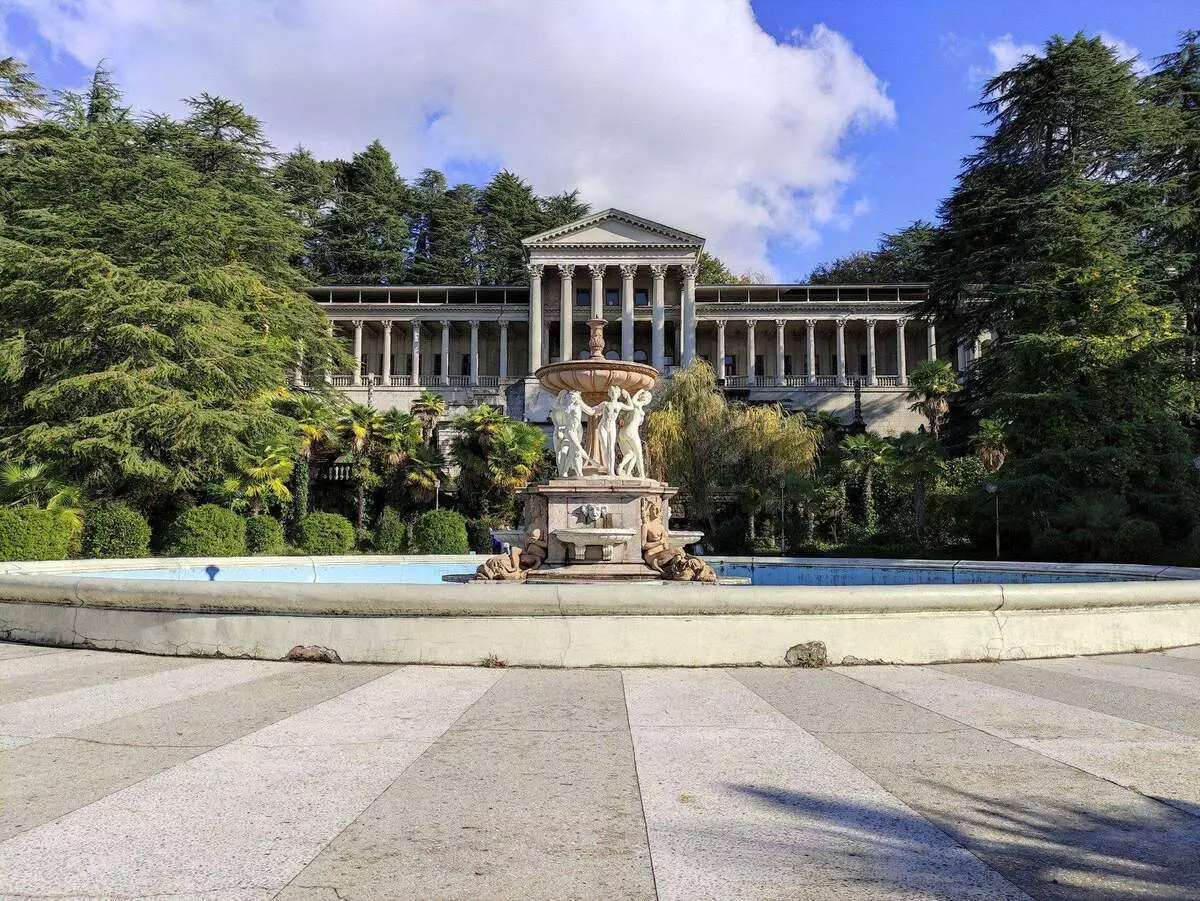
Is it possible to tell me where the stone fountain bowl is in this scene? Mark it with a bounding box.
[535,360,658,402]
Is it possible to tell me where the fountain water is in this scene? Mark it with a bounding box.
[474,319,716,583]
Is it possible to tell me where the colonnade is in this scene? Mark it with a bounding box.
[332,318,514,388]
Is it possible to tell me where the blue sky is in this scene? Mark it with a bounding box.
[2,0,1196,281]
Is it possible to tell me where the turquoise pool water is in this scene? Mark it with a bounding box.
[69,559,1149,586]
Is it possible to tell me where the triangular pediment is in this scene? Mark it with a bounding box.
[522,208,704,248]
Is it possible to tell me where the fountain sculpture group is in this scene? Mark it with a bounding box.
[475,319,716,583]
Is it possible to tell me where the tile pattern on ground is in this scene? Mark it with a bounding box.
[1,644,1199,900]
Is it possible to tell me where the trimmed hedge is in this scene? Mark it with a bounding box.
[409,509,469,554]
[0,506,72,561]
[374,507,407,554]
[82,503,151,559]
[295,511,355,555]
[465,516,503,554]
[246,515,286,556]
[165,504,247,557]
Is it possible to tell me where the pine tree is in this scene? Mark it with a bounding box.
[409,169,480,284]
[928,34,1197,548]
[0,57,45,126]
[316,140,410,285]
[477,170,543,285]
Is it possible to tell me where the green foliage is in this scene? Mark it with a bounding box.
[294,511,355,555]
[165,504,247,557]
[0,57,45,126]
[905,360,960,439]
[373,506,407,554]
[82,503,151,558]
[710,515,752,555]
[465,516,505,554]
[1113,519,1164,564]
[807,220,937,283]
[0,506,72,561]
[409,509,468,554]
[223,444,293,515]
[245,515,285,555]
[451,405,545,521]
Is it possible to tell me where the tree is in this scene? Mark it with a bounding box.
[905,360,960,439]
[972,419,1009,473]
[336,403,382,530]
[927,34,1198,548]
[223,444,294,515]
[477,171,543,285]
[0,57,45,126]
[411,390,446,446]
[730,403,820,540]
[839,433,893,531]
[697,251,751,285]
[890,432,944,541]
[807,220,937,283]
[450,405,545,520]
[409,170,480,285]
[315,140,410,285]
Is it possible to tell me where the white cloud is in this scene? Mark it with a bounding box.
[968,34,1038,82]
[7,0,894,276]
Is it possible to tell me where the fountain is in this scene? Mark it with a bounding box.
[473,319,716,583]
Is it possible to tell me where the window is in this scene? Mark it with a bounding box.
[723,355,736,377]
[859,354,868,375]
[634,288,649,307]
[605,288,619,307]
[575,287,590,308]
[461,354,470,376]
[783,354,793,376]
[755,354,765,375]
[405,354,413,374]
[434,353,443,376]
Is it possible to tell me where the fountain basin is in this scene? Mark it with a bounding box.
[552,527,637,562]
[534,359,658,402]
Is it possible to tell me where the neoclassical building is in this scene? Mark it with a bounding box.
[304,209,980,434]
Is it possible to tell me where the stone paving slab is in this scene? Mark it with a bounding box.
[1,643,1200,900]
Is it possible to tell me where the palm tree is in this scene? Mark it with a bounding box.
[338,404,383,530]
[905,360,960,439]
[890,432,944,541]
[451,405,545,519]
[375,410,422,468]
[839,433,892,532]
[275,393,338,522]
[1,462,85,541]
[411,390,446,447]
[223,445,294,515]
[399,443,447,506]
[972,419,1009,473]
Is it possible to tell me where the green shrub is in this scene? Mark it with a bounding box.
[295,512,355,555]
[245,516,285,555]
[710,515,751,555]
[409,509,469,554]
[0,506,72,561]
[465,516,503,554]
[80,503,151,559]
[165,504,247,557]
[1113,519,1163,564]
[374,507,407,554]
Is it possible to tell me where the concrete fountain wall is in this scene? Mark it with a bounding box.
[1,556,1198,666]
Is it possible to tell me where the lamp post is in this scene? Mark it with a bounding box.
[434,478,441,510]
[985,483,999,560]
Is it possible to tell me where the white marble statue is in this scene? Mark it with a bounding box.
[592,386,633,476]
[548,391,569,475]
[616,388,652,479]
[556,390,594,478]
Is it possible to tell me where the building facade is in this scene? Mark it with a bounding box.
[304,209,980,435]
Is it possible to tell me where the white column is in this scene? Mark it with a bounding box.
[324,320,334,385]
[715,319,727,379]
[527,264,543,372]
[926,322,937,362]
[558,264,574,361]
[620,264,637,361]
[440,319,450,386]
[294,340,304,387]
[411,321,421,386]
[805,318,817,383]
[681,263,698,366]
[866,318,877,387]
[381,320,393,385]
[836,317,847,387]
[650,263,667,371]
[897,318,909,386]
[588,263,605,321]
[351,320,364,386]
[746,319,756,379]
[469,319,480,387]
[774,319,786,382]
[499,321,509,380]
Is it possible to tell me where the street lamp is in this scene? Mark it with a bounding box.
[985,483,999,560]
[434,478,441,510]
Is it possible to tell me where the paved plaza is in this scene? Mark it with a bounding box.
[1,643,1198,899]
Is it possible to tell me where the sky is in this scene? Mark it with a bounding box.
[1,0,1195,281]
